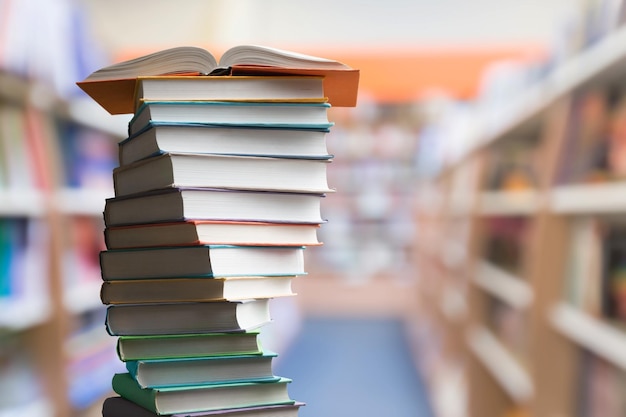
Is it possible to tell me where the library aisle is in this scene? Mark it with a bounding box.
[274,317,434,417]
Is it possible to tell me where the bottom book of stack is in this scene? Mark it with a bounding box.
[102,395,304,417]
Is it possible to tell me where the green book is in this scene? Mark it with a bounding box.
[112,373,294,415]
[117,332,262,362]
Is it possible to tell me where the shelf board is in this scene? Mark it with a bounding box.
[477,190,541,216]
[446,24,626,171]
[0,397,54,417]
[550,181,626,215]
[63,280,102,315]
[473,262,533,310]
[550,302,626,371]
[0,295,51,330]
[0,190,47,217]
[52,188,113,216]
[467,325,534,404]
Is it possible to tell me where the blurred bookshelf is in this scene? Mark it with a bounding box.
[0,2,124,414]
[412,1,626,416]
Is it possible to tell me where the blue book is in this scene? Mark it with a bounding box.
[126,352,279,388]
[129,101,333,136]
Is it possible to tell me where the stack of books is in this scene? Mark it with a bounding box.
[78,45,359,417]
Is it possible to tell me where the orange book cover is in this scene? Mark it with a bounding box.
[77,67,359,115]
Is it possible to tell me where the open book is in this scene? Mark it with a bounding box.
[77,45,359,113]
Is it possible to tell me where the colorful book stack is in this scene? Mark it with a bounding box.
[77,45,359,417]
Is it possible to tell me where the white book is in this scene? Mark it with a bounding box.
[103,188,326,227]
[99,245,305,280]
[105,299,271,336]
[113,153,333,197]
[119,123,330,166]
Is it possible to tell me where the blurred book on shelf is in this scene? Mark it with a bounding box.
[577,351,626,417]
[485,295,529,365]
[482,216,529,275]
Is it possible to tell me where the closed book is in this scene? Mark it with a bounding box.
[112,372,294,415]
[113,153,332,197]
[134,75,325,109]
[101,276,296,304]
[128,101,332,136]
[104,220,321,249]
[116,332,262,362]
[103,188,326,227]
[106,299,270,336]
[126,352,278,388]
[102,396,304,417]
[99,245,305,280]
[119,123,330,166]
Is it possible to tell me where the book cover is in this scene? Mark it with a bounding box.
[99,245,306,280]
[116,332,262,362]
[105,299,271,336]
[112,372,294,415]
[126,352,279,388]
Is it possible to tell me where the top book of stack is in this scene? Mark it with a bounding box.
[77,45,360,114]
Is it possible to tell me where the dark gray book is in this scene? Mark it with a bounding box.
[102,396,304,417]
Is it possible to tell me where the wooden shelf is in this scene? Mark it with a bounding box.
[0,397,54,417]
[448,24,626,171]
[473,262,533,310]
[439,285,468,324]
[477,190,541,216]
[550,181,626,215]
[550,302,626,371]
[467,326,534,404]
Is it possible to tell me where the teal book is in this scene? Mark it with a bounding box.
[128,101,333,136]
[0,220,14,297]
[112,373,294,415]
[116,332,263,362]
[126,352,278,388]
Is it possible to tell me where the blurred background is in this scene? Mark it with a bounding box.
[2,0,626,416]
